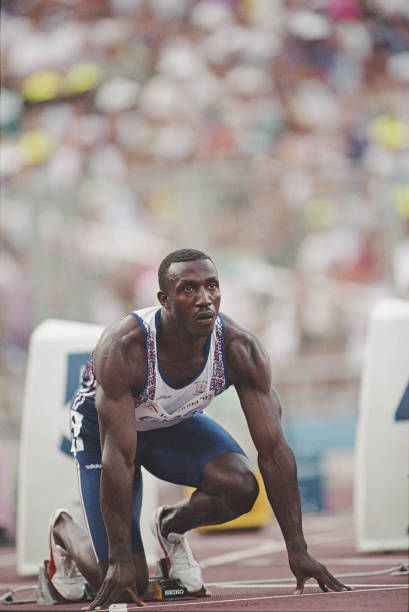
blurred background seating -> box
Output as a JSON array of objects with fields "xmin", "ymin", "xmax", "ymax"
[{"xmin": 1, "ymin": 0, "xmax": 408, "ymax": 535}]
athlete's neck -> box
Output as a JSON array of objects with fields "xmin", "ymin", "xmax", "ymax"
[{"xmin": 158, "ymin": 310, "xmax": 209, "ymax": 360}]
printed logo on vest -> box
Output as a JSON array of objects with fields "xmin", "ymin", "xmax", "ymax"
[{"xmin": 194, "ymin": 382, "xmax": 207, "ymax": 394}]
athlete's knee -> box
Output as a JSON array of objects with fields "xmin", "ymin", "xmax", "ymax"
[
  {"xmin": 226, "ymin": 469, "xmax": 259, "ymax": 515},
  {"xmin": 202, "ymin": 455, "xmax": 259, "ymax": 516}
]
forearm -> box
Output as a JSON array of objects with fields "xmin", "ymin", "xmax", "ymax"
[
  {"xmin": 100, "ymin": 450, "xmax": 135, "ymax": 560},
  {"xmin": 258, "ymin": 438, "xmax": 307, "ymax": 555}
]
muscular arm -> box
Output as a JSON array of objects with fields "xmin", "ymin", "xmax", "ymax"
[
  {"xmin": 237, "ymin": 385, "xmax": 307, "ymax": 553},
  {"xmin": 226, "ymin": 329, "xmax": 306, "ymax": 555},
  {"xmin": 225, "ymin": 318, "xmax": 349, "ymax": 593},
  {"xmin": 87, "ymin": 318, "xmax": 146, "ymax": 608},
  {"xmin": 96, "ymin": 384, "xmax": 136, "ymax": 562}
]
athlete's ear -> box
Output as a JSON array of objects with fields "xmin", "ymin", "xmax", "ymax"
[{"xmin": 157, "ymin": 291, "xmax": 169, "ymax": 308}]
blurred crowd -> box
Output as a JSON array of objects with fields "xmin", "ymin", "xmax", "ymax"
[{"xmin": 1, "ymin": 0, "xmax": 409, "ymax": 424}]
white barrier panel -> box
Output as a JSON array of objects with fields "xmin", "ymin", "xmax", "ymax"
[
  {"xmin": 355, "ymin": 299, "xmax": 409, "ymax": 552},
  {"xmin": 17, "ymin": 319, "xmax": 158, "ymax": 575}
]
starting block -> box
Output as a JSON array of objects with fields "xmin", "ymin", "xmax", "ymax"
[
  {"xmin": 145, "ymin": 558, "xmax": 210, "ymax": 601},
  {"xmin": 32, "ymin": 557, "xmax": 210, "ymax": 606}
]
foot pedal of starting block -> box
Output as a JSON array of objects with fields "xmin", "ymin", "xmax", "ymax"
[
  {"xmin": 37, "ymin": 563, "xmax": 58, "ymax": 605},
  {"xmin": 144, "ymin": 558, "xmax": 210, "ymax": 602},
  {"xmin": 144, "ymin": 577, "xmax": 210, "ymax": 601}
]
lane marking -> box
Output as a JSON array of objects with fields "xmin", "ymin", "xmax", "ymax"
[
  {"xmin": 206, "ymin": 566, "xmax": 406, "ymax": 588},
  {"xmin": 236, "ymin": 551, "xmax": 406, "ymax": 568},
  {"xmin": 238, "ymin": 558, "xmax": 273, "ymax": 566},
  {"xmin": 206, "ymin": 564, "xmax": 404, "ymax": 588},
  {"xmin": 99, "ymin": 586, "xmax": 409, "ymax": 611},
  {"xmin": 207, "ymin": 582, "xmax": 408, "ymax": 589},
  {"xmin": 319, "ymin": 556, "xmax": 408, "ymax": 566},
  {"xmin": 2, "ymin": 584, "xmax": 407, "ymax": 609},
  {"xmin": 201, "ymin": 532, "xmax": 347, "ymax": 568},
  {"xmin": 149, "ymin": 586, "xmax": 408, "ymax": 608},
  {"xmin": 303, "ymin": 514, "xmax": 352, "ymax": 530},
  {"xmin": 201, "ymin": 542, "xmax": 277, "ymax": 568},
  {"xmin": 0, "ymin": 583, "xmax": 36, "ymax": 589}
]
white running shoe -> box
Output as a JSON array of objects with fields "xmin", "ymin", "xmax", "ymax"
[
  {"xmin": 47, "ymin": 509, "xmax": 86, "ymax": 601},
  {"xmin": 152, "ymin": 506, "xmax": 204, "ymax": 593}
]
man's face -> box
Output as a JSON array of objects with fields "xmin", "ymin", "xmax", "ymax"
[{"xmin": 160, "ymin": 258, "xmax": 221, "ymax": 337}]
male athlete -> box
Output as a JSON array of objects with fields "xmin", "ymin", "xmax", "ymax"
[{"xmin": 47, "ymin": 249, "xmax": 350, "ymax": 608}]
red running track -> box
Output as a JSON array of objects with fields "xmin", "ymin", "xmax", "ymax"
[{"xmin": 1, "ymin": 498, "xmax": 408, "ymax": 611}]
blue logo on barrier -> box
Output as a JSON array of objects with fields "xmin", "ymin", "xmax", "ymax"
[
  {"xmin": 394, "ymin": 380, "xmax": 409, "ymax": 422},
  {"xmin": 60, "ymin": 352, "xmax": 90, "ymax": 457}
]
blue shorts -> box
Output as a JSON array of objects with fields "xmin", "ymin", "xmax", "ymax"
[{"xmin": 72, "ymin": 397, "xmax": 245, "ymax": 562}]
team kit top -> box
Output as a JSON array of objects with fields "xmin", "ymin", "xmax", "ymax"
[{"xmin": 73, "ymin": 306, "xmax": 229, "ymax": 434}]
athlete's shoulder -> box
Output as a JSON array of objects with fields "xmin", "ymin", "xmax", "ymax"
[
  {"xmin": 221, "ymin": 313, "xmax": 271, "ymax": 392},
  {"xmin": 94, "ymin": 313, "xmax": 147, "ymax": 398},
  {"xmin": 97, "ymin": 312, "xmax": 146, "ymax": 355}
]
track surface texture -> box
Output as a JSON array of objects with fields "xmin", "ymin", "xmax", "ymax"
[{"xmin": 1, "ymin": 494, "xmax": 408, "ymax": 611}]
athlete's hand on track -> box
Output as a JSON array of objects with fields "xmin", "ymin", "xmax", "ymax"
[
  {"xmin": 288, "ymin": 551, "xmax": 351, "ymax": 595},
  {"xmin": 82, "ymin": 560, "xmax": 144, "ymax": 610}
]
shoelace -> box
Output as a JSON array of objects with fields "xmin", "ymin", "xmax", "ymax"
[
  {"xmin": 59, "ymin": 548, "xmax": 83, "ymax": 579},
  {"xmin": 168, "ymin": 534, "xmax": 197, "ymax": 571}
]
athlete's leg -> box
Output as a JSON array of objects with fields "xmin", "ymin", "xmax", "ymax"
[
  {"xmin": 53, "ymin": 520, "xmax": 147, "ymax": 597},
  {"xmin": 51, "ymin": 509, "xmax": 101, "ymax": 592},
  {"xmin": 52, "ymin": 464, "xmax": 148, "ymax": 595},
  {"xmin": 160, "ymin": 452, "xmax": 259, "ymax": 536},
  {"xmin": 141, "ymin": 414, "xmax": 259, "ymax": 536}
]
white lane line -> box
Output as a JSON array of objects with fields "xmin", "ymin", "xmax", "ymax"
[
  {"xmin": 0, "ymin": 583, "xmax": 36, "ymax": 589},
  {"xmin": 201, "ymin": 532, "xmax": 347, "ymax": 568},
  {"xmin": 207, "ymin": 567, "xmax": 405, "ymax": 588},
  {"xmin": 320, "ymin": 556, "xmax": 408, "ymax": 566},
  {"xmin": 206, "ymin": 564, "xmax": 404, "ymax": 589},
  {"xmin": 207, "ymin": 582, "xmax": 408, "ymax": 589},
  {"xmin": 334, "ymin": 566, "xmax": 406, "ymax": 578},
  {"xmin": 201, "ymin": 542, "xmax": 279, "ymax": 568},
  {"xmin": 3, "ymin": 584, "xmax": 407, "ymax": 611},
  {"xmin": 101, "ymin": 586, "xmax": 409, "ymax": 611},
  {"xmin": 238, "ymin": 550, "xmax": 394, "ymax": 567},
  {"xmin": 237, "ymin": 558, "xmax": 274, "ymax": 566},
  {"xmin": 303, "ymin": 514, "xmax": 352, "ymax": 531}
]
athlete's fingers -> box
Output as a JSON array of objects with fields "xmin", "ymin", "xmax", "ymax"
[
  {"xmin": 322, "ymin": 570, "xmax": 352, "ymax": 592},
  {"xmin": 83, "ymin": 589, "xmax": 110, "ymax": 610},
  {"xmin": 93, "ymin": 583, "xmax": 123, "ymax": 610},
  {"xmin": 321, "ymin": 574, "xmax": 346, "ymax": 592},
  {"xmin": 83, "ymin": 579, "xmax": 115, "ymax": 610},
  {"xmin": 93, "ymin": 586, "xmax": 145, "ymax": 610},
  {"xmin": 317, "ymin": 579, "xmax": 329, "ymax": 593},
  {"xmin": 84, "ymin": 591, "xmax": 112, "ymax": 610},
  {"xmin": 293, "ymin": 576, "xmax": 305, "ymax": 595},
  {"xmin": 323, "ymin": 578, "xmax": 343, "ymax": 592},
  {"xmin": 125, "ymin": 587, "xmax": 145, "ymax": 607}
]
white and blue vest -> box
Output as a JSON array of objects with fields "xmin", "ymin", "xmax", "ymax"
[{"xmin": 76, "ymin": 307, "xmax": 228, "ymax": 431}]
